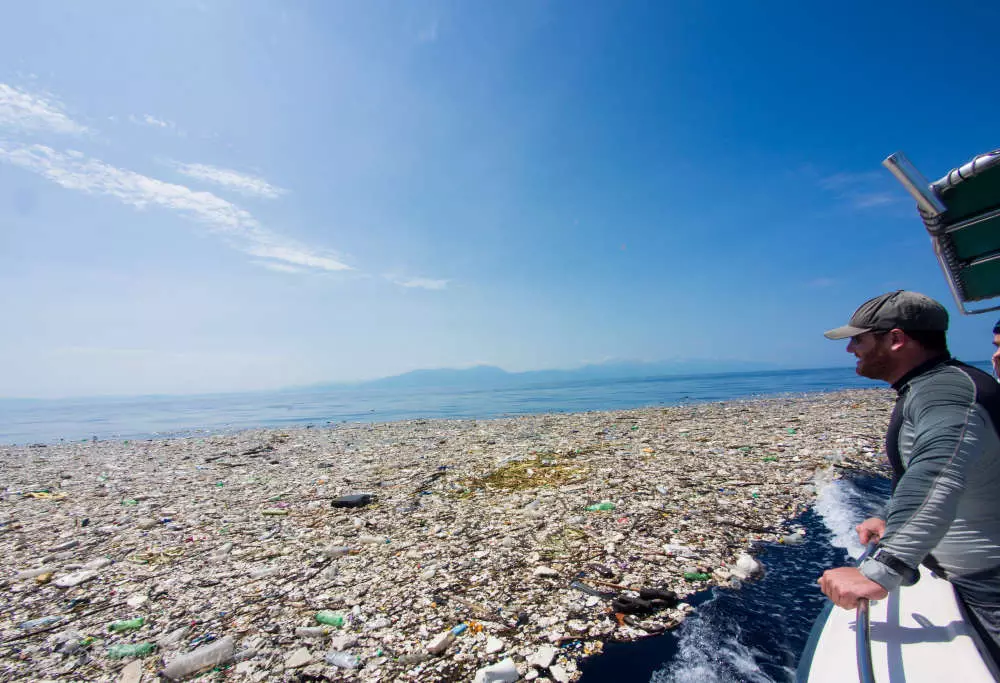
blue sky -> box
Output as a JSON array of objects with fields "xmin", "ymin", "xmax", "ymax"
[{"xmin": 1, "ymin": 1, "xmax": 997, "ymax": 398}]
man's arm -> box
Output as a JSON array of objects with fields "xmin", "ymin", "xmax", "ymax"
[{"xmin": 859, "ymin": 383, "xmax": 982, "ymax": 591}]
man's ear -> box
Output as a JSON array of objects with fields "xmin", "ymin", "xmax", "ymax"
[{"xmin": 888, "ymin": 328, "xmax": 907, "ymax": 351}]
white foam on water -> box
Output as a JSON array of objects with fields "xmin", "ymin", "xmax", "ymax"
[
  {"xmin": 647, "ymin": 472, "xmax": 887, "ymax": 683},
  {"xmin": 813, "ymin": 471, "xmax": 870, "ymax": 559},
  {"xmin": 650, "ymin": 603, "xmax": 774, "ymax": 683}
]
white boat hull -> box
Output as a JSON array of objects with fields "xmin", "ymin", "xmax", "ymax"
[{"xmin": 797, "ymin": 566, "xmax": 995, "ymax": 682}]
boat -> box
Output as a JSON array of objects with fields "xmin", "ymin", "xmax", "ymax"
[
  {"xmin": 797, "ymin": 149, "xmax": 1000, "ymax": 682},
  {"xmin": 796, "ymin": 559, "xmax": 997, "ymax": 682}
]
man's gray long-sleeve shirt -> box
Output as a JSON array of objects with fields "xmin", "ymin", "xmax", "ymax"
[{"xmin": 859, "ymin": 357, "xmax": 1000, "ymax": 603}]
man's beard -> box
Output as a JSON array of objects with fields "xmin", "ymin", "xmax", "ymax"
[{"xmin": 855, "ymin": 346, "xmax": 892, "ymax": 380}]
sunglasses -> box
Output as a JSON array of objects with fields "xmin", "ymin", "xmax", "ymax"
[{"xmin": 849, "ymin": 330, "xmax": 890, "ymax": 345}]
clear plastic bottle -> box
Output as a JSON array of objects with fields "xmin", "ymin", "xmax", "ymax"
[
  {"xmin": 295, "ymin": 626, "xmax": 330, "ymax": 638},
  {"xmin": 18, "ymin": 615, "xmax": 62, "ymax": 630},
  {"xmin": 160, "ymin": 635, "xmax": 234, "ymax": 680},
  {"xmin": 324, "ymin": 650, "xmax": 361, "ymax": 668}
]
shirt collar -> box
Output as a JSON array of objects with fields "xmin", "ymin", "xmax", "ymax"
[{"xmin": 891, "ymin": 354, "xmax": 952, "ymax": 393}]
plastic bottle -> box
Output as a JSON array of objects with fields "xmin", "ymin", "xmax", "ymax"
[
  {"xmin": 18, "ymin": 615, "xmax": 62, "ymax": 630},
  {"xmin": 324, "ymin": 650, "xmax": 361, "ymax": 668},
  {"xmin": 322, "ymin": 546, "xmax": 352, "ymax": 558},
  {"xmin": 156, "ymin": 626, "xmax": 190, "ymax": 648},
  {"xmin": 295, "ymin": 626, "xmax": 330, "ymax": 638},
  {"xmin": 585, "ymin": 501, "xmax": 615, "ymax": 512},
  {"xmin": 108, "ymin": 617, "xmax": 145, "ymax": 632},
  {"xmin": 160, "ymin": 635, "xmax": 234, "ymax": 681},
  {"xmin": 14, "ymin": 566, "xmax": 57, "ymax": 580},
  {"xmin": 315, "ymin": 611, "xmax": 345, "ymax": 627},
  {"xmin": 683, "ymin": 572, "xmax": 712, "ymax": 581},
  {"xmin": 108, "ymin": 642, "xmax": 156, "ymax": 659},
  {"xmin": 249, "ymin": 566, "xmax": 280, "ymax": 579},
  {"xmin": 426, "ymin": 630, "xmax": 456, "ymax": 655},
  {"xmin": 473, "ymin": 658, "xmax": 519, "ymax": 683}
]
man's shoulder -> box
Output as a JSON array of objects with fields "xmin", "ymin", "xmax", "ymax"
[{"xmin": 907, "ymin": 360, "xmax": 999, "ymax": 407}]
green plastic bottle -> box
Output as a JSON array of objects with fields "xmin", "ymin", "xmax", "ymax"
[
  {"xmin": 683, "ymin": 572, "xmax": 712, "ymax": 581},
  {"xmin": 315, "ymin": 611, "xmax": 345, "ymax": 627},
  {"xmin": 108, "ymin": 617, "xmax": 145, "ymax": 632},
  {"xmin": 585, "ymin": 501, "xmax": 615, "ymax": 512},
  {"xmin": 108, "ymin": 642, "xmax": 156, "ymax": 659}
]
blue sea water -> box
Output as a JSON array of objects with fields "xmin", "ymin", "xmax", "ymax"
[
  {"xmin": 0, "ymin": 365, "xmax": 894, "ymax": 445},
  {"xmin": 579, "ymin": 476, "xmax": 893, "ymax": 683}
]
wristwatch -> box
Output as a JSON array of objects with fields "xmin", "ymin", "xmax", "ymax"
[{"xmin": 872, "ymin": 546, "xmax": 919, "ymax": 585}]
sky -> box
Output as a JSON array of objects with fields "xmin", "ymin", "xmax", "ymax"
[{"xmin": 1, "ymin": 1, "xmax": 998, "ymax": 398}]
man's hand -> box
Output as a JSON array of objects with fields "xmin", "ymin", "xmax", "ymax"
[
  {"xmin": 856, "ymin": 517, "xmax": 886, "ymax": 544},
  {"xmin": 818, "ymin": 567, "xmax": 888, "ymax": 609}
]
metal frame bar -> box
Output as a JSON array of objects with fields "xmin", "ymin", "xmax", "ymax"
[
  {"xmin": 856, "ymin": 543, "xmax": 877, "ymax": 683},
  {"xmin": 942, "ymin": 205, "xmax": 1000, "ymax": 236},
  {"xmin": 931, "ymin": 238, "xmax": 973, "ymax": 314},
  {"xmin": 856, "ymin": 598, "xmax": 876, "ymax": 683},
  {"xmin": 933, "ymin": 241, "xmax": 1000, "ymax": 314},
  {"xmin": 883, "ymin": 152, "xmax": 947, "ymax": 217},
  {"xmin": 884, "ymin": 151, "xmax": 1000, "ymax": 315}
]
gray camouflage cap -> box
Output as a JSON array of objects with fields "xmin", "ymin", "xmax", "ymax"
[{"xmin": 824, "ymin": 290, "xmax": 949, "ymax": 340}]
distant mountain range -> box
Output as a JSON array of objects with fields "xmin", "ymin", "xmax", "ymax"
[{"xmin": 304, "ymin": 360, "xmax": 788, "ymax": 391}]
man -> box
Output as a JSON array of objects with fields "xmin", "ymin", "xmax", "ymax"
[
  {"xmin": 817, "ymin": 290, "xmax": 1000, "ymax": 665},
  {"xmin": 993, "ymin": 319, "xmax": 1000, "ymax": 379}
]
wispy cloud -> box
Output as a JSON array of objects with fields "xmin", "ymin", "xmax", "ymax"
[
  {"xmin": 819, "ymin": 170, "xmax": 905, "ymax": 210},
  {"xmin": 0, "ymin": 142, "xmax": 350, "ymax": 273},
  {"xmin": 172, "ymin": 161, "xmax": 286, "ymax": 199},
  {"xmin": 818, "ymin": 171, "xmax": 884, "ymax": 191},
  {"xmin": 253, "ymin": 260, "xmax": 304, "ymax": 274},
  {"xmin": 0, "ymin": 83, "xmax": 89, "ymax": 136},
  {"xmin": 390, "ymin": 276, "xmax": 449, "ymax": 290},
  {"xmin": 130, "ymin": 113, "xmax": 176, "ymax": 129}
]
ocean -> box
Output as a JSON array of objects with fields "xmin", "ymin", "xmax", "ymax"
[
  {"xmin": 578, "ymin": 475, "xmax": 891, "ymax": 683},
  {"xmin": 0, "ymin": 365, "xmax": 900, "ymax": 445},
  {"xmin": 0, "ymin": 363, "xmax": 987, "ymax": 680}
]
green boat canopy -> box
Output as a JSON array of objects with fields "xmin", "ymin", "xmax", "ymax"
[{"xmin": 884, "ymin": 149, "xmax": 1000, "ymax": 315}]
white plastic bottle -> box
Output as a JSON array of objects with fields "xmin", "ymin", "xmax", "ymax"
[
  {"xmin": 160, "ymin": 635, "xmax": 235, "ymax": 680},
  {"xmin": 324, "ymin": 650, "xmax": 361, "ymax": 668}
]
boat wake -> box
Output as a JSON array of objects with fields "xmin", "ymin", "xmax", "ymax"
[{"xmin": 636, "ymin": 474, "xmax": 892, "ymax": 683}]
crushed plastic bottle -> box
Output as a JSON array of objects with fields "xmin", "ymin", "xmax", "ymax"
[
  {"xmin": 324, "ymin": 650, "xmax": 361, "ymax": 668},
  {"xmin": 294, "ymin": 626, "xmax": 329, "ymax": 638},
  {"xmin": 315, "ymin": 611, "xmax": 345, "ymax": 627},
  {"xmin": 683, "ymin": 572, "xmax": 712, "ymax": 581},
  {"xmin": 426, "ymin": 624, "xmax": 467, "ymax": 655},
  {"xmin": 473, "ymin": 657, "xmax": 519, "ymax": 683},
  {"xmin": 18, "ymin": 615, "xmax": 62, "ymax": 630},
  {"xmin": 108, "ymin": 617, "xmax": 144, "ymax": 632},
  {"xmin": 249, "ymin": 566, "xmax": 280, "ymax": 579},
  {"xmin": 107, "ymin": 642, "xmax": 156, "ymax": 659},
  {"xmin": 586, "ymin": 501, "xmax": 615, "ymax": 512},
  {"xmin": 160, "ymin": 635, "xmax": 234, "ymax": 681}
]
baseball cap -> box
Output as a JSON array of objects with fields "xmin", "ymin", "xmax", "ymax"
[{"xmin": 824, "ymin": 290, "xmax": 949, "ymax": 340}]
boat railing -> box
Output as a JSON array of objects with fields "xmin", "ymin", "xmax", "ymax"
[{"xmin": 856, "ymin": 543, "xmax": 877, "ymax": 683}]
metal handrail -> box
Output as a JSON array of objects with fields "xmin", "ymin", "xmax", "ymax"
[
  {"xmin": 856, "ymin": 543, "xmax": 877, "ymax": 683},
  {"xmin": 883, "ymin": 152, "xmax": 947, "ymax": 217}
]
